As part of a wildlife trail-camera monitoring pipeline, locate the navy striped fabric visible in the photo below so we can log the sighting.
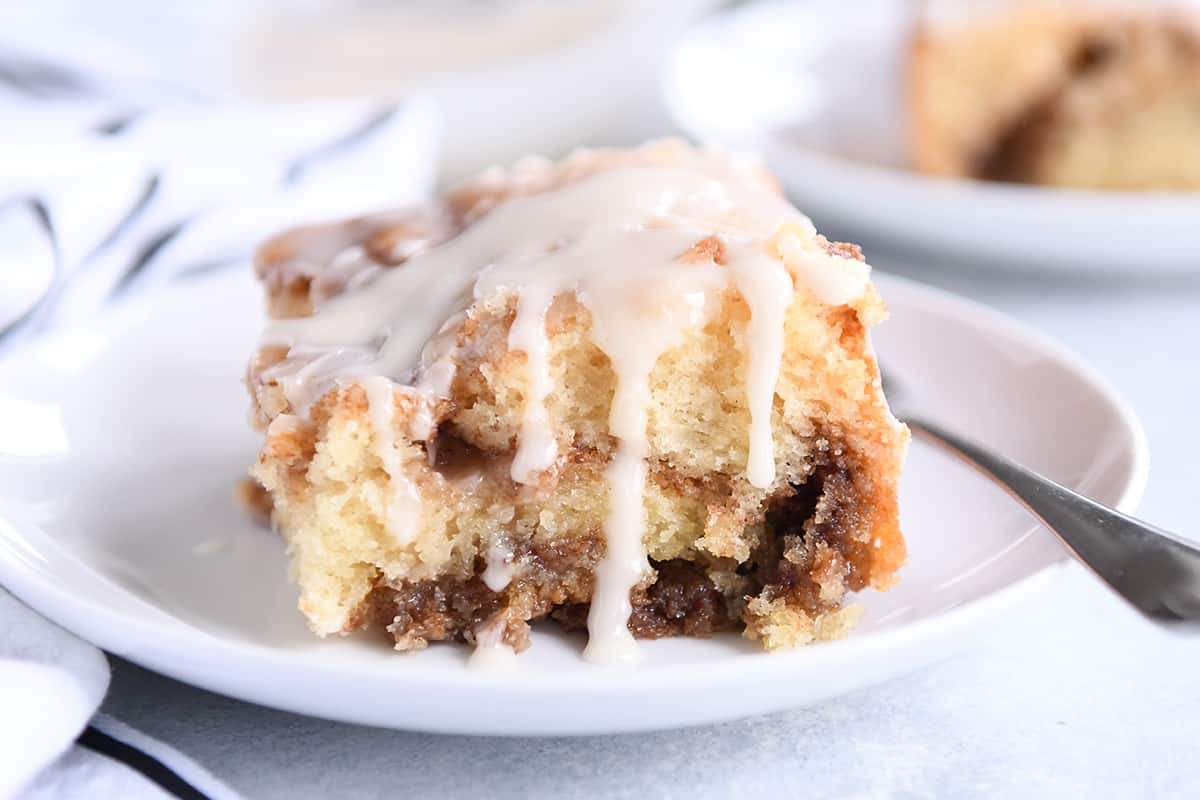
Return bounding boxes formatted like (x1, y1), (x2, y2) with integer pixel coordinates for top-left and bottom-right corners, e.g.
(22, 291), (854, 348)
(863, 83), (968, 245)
(0, 47), (439, 352)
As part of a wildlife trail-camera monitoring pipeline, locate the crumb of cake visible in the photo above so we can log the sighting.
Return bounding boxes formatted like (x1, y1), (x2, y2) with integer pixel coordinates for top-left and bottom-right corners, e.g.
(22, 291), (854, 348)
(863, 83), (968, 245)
(244, 139), (907, 665)
(743, 597), (864, 650)
(817, 236), (865, 263)
(233, 478), (274, 529)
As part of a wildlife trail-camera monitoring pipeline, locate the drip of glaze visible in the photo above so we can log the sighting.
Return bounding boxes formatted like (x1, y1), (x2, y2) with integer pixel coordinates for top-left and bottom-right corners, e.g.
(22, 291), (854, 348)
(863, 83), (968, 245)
(363, 376), (422, 546)
(467, 618), (518, 671)
(777, 231), (870, 307)
(482, 541), (518, 592)
(265, 412), (305, 438)
(726, 255), (795, 489)
(573, 236), (723, 664)
(507, 283), (559, 482)
(258, 162), (871, 664)
(584, 429), (649, 664)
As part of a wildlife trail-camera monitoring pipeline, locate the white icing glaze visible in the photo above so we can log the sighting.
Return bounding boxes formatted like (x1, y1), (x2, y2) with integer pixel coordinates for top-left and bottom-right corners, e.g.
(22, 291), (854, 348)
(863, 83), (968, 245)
(310, 246), (382, 308)
(257, 157), (872, 664)
(583, 421), (649, 664)
(265, 221), (377, 282)
(260, 346), (373, 415)
(467, 618), (519, 671)
(777, 231), (871, 307)
(726, 255), (794, 490)
(363, 376), (422, 546)
(482, 541), (518, 592)
(265, 412), (305, 437)
(508, 283), (559, 482)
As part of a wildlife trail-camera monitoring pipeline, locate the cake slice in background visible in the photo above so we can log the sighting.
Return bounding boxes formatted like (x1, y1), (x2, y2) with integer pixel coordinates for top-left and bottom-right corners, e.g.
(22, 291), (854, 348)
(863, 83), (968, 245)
(910, 1), (1200, 189)
(245, 140), (907, 665)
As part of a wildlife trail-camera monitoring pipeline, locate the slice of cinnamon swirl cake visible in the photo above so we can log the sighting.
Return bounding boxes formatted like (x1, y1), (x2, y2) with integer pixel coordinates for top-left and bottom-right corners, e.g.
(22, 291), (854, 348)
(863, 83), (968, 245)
(245, 140), (907, 665)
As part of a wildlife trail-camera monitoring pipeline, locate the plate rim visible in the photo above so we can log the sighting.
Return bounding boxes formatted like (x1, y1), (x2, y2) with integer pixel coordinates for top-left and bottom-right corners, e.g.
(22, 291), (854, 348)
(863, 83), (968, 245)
(664, 0), (1200, 207)
(0, 268), (1150, 733)
(662, 0), (1200, 274)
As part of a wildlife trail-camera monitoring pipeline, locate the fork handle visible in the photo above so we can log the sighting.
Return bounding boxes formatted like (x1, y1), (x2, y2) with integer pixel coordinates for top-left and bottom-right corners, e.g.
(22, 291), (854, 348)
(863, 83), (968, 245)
(907, 417), (1200, 625)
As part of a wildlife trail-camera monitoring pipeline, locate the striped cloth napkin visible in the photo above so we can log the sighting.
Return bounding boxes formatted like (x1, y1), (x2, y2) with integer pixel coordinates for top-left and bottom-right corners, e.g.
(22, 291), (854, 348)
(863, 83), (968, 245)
(0, 41), (439, 799)
(0, 42), (439, 352)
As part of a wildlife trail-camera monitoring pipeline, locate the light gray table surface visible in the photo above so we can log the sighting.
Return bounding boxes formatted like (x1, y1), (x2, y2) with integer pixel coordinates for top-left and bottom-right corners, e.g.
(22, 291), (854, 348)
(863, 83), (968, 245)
(99, 259), (1200, 799)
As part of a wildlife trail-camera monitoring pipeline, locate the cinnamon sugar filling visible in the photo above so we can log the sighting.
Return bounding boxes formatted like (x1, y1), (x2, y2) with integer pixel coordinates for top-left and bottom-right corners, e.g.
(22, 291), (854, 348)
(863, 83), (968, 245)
(351, 429), (871, 652)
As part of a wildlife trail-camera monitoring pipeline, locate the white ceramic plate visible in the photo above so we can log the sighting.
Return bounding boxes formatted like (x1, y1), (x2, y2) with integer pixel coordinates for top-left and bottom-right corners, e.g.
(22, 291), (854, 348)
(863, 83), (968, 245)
(664, 0), (1200, 274)
(0, 267), (1146, 735)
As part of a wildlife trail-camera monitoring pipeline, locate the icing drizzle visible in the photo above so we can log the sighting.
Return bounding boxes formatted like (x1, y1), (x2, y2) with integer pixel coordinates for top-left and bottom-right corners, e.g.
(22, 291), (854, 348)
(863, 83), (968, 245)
(258, 157), (870, 666)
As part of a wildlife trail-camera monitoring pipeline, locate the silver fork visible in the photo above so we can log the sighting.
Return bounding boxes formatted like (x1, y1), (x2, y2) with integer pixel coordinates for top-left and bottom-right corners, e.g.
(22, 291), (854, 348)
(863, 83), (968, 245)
(885, 373), (1200, 625)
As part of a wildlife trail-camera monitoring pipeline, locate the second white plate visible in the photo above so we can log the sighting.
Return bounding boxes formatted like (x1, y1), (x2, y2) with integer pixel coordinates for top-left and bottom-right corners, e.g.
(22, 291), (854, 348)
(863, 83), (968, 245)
(0, 267), (1146, 735)
(665, 0), (1200, 274)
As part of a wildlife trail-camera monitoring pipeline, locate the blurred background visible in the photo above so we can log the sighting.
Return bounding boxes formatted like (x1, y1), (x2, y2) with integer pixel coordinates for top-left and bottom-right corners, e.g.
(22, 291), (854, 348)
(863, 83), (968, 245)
(3, 0), (721, 179)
